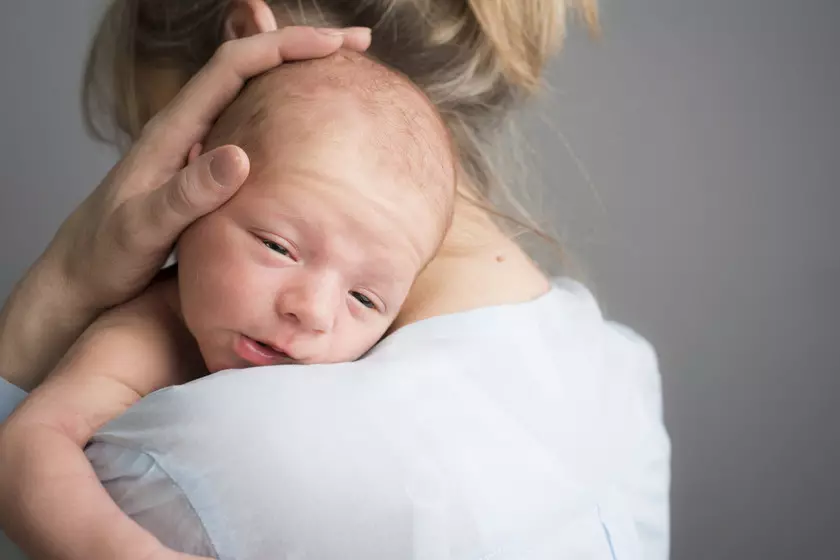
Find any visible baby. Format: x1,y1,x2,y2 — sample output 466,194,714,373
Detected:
171,51,455,373
0,52,454,559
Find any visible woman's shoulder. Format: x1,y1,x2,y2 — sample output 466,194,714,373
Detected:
90,278,668,560
110,277,659,409
376,276,657,366
99,276,663,474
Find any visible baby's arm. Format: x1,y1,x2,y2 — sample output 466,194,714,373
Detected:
0,279,208,560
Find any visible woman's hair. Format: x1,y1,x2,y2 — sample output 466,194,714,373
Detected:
83,0,599,251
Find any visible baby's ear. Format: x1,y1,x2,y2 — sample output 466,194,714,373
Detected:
187,143,203,165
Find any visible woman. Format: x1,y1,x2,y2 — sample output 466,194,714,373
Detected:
0,1,670,559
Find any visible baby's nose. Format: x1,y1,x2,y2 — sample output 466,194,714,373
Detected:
282,304,333,333
276,278,339,334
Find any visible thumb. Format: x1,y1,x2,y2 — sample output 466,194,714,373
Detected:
140,145,249,247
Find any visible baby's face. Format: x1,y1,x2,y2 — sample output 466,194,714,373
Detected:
176,115,441,372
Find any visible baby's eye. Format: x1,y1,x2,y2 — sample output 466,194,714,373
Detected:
351,291,377,310
262,239,291,257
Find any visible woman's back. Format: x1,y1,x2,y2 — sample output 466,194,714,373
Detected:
88,278,669,560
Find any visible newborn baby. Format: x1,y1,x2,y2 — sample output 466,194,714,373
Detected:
175,51,455,372
0,51,454,560
174,53,453,372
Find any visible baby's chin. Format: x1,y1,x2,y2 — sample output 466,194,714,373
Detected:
200,354,237,375
193,341,246,374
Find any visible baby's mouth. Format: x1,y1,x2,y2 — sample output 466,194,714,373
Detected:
235,335,296,366
255,339,288,357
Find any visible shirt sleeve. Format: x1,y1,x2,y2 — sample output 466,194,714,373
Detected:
0,379,29,559
0,377,27,421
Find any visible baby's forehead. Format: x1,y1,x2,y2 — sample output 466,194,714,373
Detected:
208,51,456,258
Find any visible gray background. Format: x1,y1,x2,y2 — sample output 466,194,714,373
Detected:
1,1,838,559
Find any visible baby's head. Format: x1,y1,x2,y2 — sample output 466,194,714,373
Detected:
176,51,455,372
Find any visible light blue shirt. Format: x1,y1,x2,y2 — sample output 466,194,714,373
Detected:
0,379,27,559
0,379,24,420
0,279,670,559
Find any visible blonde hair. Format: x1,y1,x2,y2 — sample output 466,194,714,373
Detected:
83,0,599,253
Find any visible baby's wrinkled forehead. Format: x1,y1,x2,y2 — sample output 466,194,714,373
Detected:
206,52,455,250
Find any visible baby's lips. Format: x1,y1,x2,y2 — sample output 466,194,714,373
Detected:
254,337,299,362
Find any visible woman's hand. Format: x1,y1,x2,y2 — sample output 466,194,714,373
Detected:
0,26,371,390
57,26,371,310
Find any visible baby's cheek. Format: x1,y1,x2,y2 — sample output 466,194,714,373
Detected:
199,259,258,322
349,318,395,360
178,245,244,327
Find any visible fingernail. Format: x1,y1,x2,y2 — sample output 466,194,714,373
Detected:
209,151,240,189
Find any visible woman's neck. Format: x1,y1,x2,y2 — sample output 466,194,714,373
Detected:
392,199,550,331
